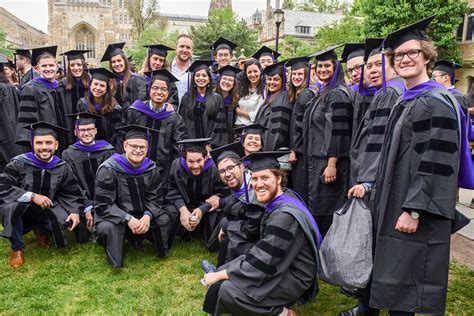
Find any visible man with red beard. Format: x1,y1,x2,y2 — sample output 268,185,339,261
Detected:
202,151,321,316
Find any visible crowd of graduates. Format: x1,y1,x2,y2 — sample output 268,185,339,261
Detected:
0,13,473,316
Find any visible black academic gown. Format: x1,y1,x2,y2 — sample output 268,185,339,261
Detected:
16,79,72,152
369,86,460,314
205,190,319,315
302,85,353,235
114,73,148,111
94,155,170,268
165,157,229,251
18,69,39,90
125,100,187,180
255,91,293,151
61,79,86,142
77,98,123,148
0,153,85,247
178,92,229,148
290,88,316,196
0,82,20,170
350,78,405,185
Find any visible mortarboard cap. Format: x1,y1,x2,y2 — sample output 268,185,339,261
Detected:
24,121,67,140
433,60,461,79
60,50,90,60
15,47,31,59
233,123,267,136
211,37,237,53
285,56,310,70
216,65,242,77
187,60,213,73
309,44,343,61
144,44,174,57
383,15,436,50
145,69,179,83
364,38,384,62
252,46,280,60
116,124,157,141
101,42,126,62
210,142,244,165
31,46,58,66
340,43,365,63
243,150,291,172
176,138,211,148
65,112,102,126
89,68,121,81
262,60,286,76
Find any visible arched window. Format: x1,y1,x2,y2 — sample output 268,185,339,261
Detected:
76,26,96,59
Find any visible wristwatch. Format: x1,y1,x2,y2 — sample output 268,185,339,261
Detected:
124,213,132,222
410,211,420,220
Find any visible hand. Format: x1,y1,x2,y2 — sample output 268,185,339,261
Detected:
205,195,220,212
348,184,366,198
288,150,297,164
203,270,228,287
165,103,174,112
127,216,141,234
179,207,192,231
395,211,419,234
218,228,226,241
136,214,151,234
323,165,337,184
66,213,80,231
85,211,94,229
32,193,53,209
189,208,203,230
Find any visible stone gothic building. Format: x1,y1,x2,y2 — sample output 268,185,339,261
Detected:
208,0,232,16
48,0,133,66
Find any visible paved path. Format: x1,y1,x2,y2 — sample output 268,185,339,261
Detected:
457,189,474,240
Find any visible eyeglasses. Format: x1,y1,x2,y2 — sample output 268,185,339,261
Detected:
218,164,240,175
126,143,147,152
150,86,169,93
77,128,96,134
431,74,446,79
220,77,235,83
393,49,422,61
346,64,363,74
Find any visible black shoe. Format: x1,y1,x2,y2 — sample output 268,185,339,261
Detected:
340,287,363,298
340,306,379,316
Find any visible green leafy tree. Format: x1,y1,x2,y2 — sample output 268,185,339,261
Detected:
298,0,349,13
190,8,259,59
278,36,314,59
126,0,160,39
352,0,469,61
282,0,298,10
314,15,365,50
0,29,14,57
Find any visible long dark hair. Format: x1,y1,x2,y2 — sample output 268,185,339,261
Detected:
186,67,219,119
319,59,345,104
65,58,89,90
288,67,309,103
215,75,239,109
265,69,285,105
86,78,117,114
108,52,132,96
238,58,261,97
0,65,8,83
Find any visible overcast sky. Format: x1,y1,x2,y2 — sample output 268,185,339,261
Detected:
0,0,269,33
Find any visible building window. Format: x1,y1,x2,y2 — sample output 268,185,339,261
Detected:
76,26,96,59
295,26,311,34
458,12,474,42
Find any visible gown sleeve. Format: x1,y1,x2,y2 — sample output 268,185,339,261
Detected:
324,89,352,158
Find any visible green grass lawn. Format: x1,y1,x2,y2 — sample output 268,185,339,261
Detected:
0,232,472,315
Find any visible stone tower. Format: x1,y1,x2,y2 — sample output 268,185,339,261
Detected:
48,0,133,66
208,0,232,16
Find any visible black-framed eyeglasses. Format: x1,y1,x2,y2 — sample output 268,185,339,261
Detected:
126,143,147,152
218,164,240,175
77,127,96,134
346,64,363,74
393,49,422,61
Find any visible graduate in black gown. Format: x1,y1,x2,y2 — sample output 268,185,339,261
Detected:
59,50,90,142
202,151,321,316
140,44,179,109
165,138,229,252
302,45,353,236
0,122,84,268
344,16,464,316
251,46,280,70
233,123,265,156
214,65,241,144
209,142,264,266
255,61,293,151
101,43,148,110
0,55,20,171
178,60,229,148
125,69,186,181
16,46,72,152
340,43,365,91
14,48,39,90
432,59,469,114
94,125,170,268
76,68,123,148
210,37,237,84
62,112,115,243
286,56,316,197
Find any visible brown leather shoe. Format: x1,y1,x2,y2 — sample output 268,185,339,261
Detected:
36,234,51,248
10,250,25,268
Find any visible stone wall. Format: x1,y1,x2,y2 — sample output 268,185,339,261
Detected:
0,7,48,48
